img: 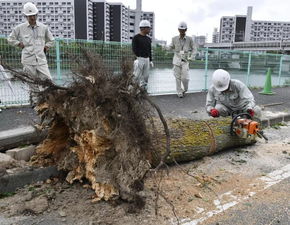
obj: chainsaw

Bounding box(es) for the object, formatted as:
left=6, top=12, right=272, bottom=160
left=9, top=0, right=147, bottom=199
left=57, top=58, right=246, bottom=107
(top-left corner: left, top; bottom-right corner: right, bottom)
left=230, top=112, right=268, bottom=141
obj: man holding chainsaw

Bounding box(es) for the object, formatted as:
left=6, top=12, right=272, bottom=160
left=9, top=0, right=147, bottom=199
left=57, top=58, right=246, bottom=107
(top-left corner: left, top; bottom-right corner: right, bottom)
left=206, top=69, right=261, bottom=119
left=170, top=22, right=197, bottom=98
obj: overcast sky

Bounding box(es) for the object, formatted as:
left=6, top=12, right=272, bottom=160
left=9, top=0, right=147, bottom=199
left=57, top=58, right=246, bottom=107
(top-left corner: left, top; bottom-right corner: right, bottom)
left=107, top=0, right=290, bottom=43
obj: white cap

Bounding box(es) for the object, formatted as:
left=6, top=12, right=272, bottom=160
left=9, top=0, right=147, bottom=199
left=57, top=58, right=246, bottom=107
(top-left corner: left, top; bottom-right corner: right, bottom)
left=23, top=2, right=38, bottom=16
left=212, top=69, right=231, bottom=92
left=139, top=20, right=151, bottom=28
left=178, top=21, right=187, bottom=30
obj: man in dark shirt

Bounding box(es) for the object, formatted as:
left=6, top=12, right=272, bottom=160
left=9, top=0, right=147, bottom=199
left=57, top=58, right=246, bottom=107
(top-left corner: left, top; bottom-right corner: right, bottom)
left=132, top=20, right=153, bottom=91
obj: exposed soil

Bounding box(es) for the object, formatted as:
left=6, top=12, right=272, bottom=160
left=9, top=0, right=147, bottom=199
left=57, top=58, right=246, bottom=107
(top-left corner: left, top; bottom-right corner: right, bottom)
left=1, top=126, right=290, bottom=225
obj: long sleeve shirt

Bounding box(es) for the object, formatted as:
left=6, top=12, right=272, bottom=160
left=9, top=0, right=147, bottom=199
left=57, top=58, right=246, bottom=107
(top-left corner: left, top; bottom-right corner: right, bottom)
left=132, top=34, right=152, bottom=61
left=170, top=35, right=197, bottom=66
left=206, top=79, right=256, bottom=113
left=7, top=21, right=54, bottom=66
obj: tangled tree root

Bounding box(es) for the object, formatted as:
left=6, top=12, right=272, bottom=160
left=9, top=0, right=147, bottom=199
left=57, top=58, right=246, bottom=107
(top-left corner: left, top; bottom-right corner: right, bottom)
left=9, top=51, right=164, bottom=204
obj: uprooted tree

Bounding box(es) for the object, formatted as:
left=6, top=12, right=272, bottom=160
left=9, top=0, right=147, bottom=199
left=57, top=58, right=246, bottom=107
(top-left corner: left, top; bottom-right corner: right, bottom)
left=8, top=51, right=167, bottom=204
left=7, top=51, right=256, bottom=206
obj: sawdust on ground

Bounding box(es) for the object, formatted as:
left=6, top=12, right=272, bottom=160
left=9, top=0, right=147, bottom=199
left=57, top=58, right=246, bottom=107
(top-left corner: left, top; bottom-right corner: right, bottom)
left=0, top=139, right=289, bottom=225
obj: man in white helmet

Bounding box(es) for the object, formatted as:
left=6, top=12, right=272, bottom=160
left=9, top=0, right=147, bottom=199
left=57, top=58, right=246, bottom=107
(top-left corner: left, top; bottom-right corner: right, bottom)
left=206, top=69, right=261, bottom=118
left=7, top=2, right=54, bottom=104
left=132, top=20, right=153, bottom=91
left=170, top=21, right=197, bottom=98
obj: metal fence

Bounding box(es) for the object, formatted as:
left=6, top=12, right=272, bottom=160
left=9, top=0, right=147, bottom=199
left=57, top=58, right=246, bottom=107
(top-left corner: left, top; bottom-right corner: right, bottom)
left=1, top=36, right=290, bottom=106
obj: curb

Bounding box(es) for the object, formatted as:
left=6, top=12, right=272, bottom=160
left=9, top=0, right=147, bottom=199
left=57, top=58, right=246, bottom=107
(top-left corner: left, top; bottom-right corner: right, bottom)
left=0, top=126, right=46, bottom=152
left=0, top=166, right=61, bottom=193
left=261, top=113, right=290, bottom=128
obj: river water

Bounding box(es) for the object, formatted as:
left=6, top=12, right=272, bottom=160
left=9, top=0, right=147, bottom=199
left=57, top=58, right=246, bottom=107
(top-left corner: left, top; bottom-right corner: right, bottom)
left=1, top=68, right=290, bottom=105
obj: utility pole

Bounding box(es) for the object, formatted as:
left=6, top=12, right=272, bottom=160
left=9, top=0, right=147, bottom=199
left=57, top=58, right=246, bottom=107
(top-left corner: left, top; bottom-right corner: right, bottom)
left=134, top=0, right=142, bottom=34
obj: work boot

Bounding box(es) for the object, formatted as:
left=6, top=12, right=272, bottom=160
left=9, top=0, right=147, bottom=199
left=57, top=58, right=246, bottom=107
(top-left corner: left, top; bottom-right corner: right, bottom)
left=182, top=90, right=187, bottom=97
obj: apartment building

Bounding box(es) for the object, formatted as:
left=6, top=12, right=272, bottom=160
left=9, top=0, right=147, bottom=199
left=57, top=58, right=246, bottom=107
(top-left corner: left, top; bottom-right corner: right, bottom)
left=109, top=3, right=129, bottom=42
left=129, top=9, right=155, bottom=41
left=193, top=35, right=206, bottom=47
left=0, top=0, right=77, bottom=39
left=75, top=0, right=93, bottom=40
left=212, top=27, right=220, bottom=43
left=92, top=0, right=110, bottom=41
left=0, top=0, right=97, bottom=39
left=0, top=0, right=155, bottom=42
left=219, top=6, right=290, bottom=43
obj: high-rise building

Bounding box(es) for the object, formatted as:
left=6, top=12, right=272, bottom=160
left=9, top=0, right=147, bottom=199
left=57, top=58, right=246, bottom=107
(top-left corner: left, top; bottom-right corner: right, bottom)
left=91, top=0, right=155, bottom=42
left=0, top=0, right=77, bottom=39
left=0, top=0, right=155, bottom=43
left=109, top=3, right=129, bottom=42
left=92, top=0, right=110, bottom=41
left=75, top=0, right=94, bottom=40
left=129, top=0, right=155, bottom=41
left=212, top=28, right=220, bottom=43
left=219, top=6, right=290, bottom=43
left=192, top=35, right=206, bottom=47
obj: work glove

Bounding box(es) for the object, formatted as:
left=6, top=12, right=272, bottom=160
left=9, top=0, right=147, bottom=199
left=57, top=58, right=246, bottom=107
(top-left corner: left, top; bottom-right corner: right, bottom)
left=85, top=76, right=95, bottom=84
left=187, top=55, right=195, bottom=61
left=247, top=109, right=255, bottom=117
left=150, top=61, right=154, bottom=68
left=210, top=108, right=219, bottom=117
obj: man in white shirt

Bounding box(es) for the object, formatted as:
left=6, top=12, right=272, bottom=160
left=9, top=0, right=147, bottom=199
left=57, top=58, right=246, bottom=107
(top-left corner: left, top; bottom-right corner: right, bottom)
left=170, top=22, right=197, bottom=98
left=7, top=2, right=54, bottom=104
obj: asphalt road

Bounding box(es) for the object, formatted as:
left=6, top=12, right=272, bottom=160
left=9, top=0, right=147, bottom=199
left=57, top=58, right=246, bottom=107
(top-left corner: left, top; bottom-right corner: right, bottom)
left=181, top=124, right=290, bottom=225
left=204, top=178, right=290, bottom=225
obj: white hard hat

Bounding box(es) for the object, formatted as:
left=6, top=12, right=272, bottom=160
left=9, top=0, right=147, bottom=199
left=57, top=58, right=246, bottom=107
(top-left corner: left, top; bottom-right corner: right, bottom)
left=178, top=21, right=187, bottom=30
left=212, top=69, right=231, bottom=92
left=23, top=2, right=38, bottom=16
left=139, top=20, right=151, bottom=28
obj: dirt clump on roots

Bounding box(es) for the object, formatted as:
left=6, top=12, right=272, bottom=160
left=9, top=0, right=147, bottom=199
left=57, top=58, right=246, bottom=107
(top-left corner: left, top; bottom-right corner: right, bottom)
left=9, top=51, right=163, bottom=207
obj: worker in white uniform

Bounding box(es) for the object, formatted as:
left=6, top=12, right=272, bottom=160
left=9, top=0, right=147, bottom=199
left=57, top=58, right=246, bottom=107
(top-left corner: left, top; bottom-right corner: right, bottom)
left=170, top=22, right=197, bottom=98
left=206, top=69, right=261, bottom=119
left=7, top=2, right=54, bottom=104
left=132, top=20, right=153, bottom=91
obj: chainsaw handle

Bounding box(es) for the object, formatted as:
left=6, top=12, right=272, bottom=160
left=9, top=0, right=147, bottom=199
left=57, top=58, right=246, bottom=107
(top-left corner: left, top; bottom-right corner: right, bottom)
left=230, top=112, right=252, bottom=136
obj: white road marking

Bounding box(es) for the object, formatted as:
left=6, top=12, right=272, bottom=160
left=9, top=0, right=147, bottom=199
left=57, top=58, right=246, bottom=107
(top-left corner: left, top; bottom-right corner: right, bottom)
left=179, top=164, right=290, bottom=225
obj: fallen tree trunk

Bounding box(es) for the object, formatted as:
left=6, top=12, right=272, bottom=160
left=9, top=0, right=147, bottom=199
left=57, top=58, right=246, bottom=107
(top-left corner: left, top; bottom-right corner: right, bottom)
left=7, top=51, right=256, bottom=205
left=154, top=118, right=256, bottom=165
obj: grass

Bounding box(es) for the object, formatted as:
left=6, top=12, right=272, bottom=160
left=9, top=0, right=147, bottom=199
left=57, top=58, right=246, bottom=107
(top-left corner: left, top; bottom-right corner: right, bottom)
left=0, top=192, right=15, bottom=199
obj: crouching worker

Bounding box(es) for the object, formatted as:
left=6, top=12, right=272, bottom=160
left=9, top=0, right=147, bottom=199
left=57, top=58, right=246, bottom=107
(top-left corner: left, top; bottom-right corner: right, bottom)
left=206, top=69, right=261, bottom=119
